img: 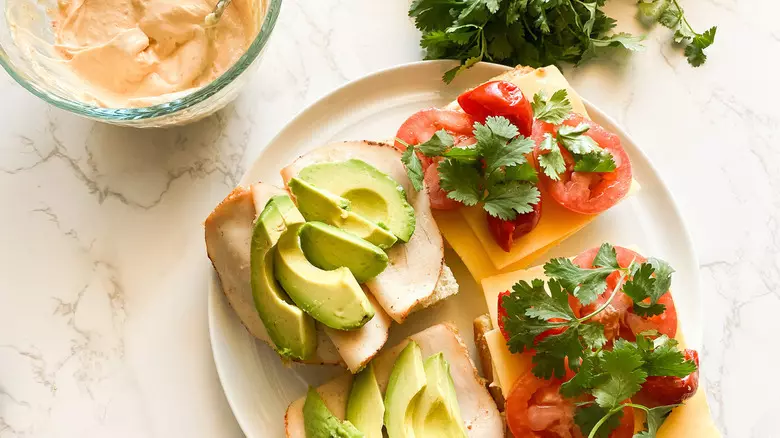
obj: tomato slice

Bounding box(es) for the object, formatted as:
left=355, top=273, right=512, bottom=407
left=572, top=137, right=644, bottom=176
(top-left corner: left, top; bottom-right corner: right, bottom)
left=457, top=81, right=534, bottom=137
left=532, top=115, right=633, bottom=215
left=393, top=108, right=475, bottom=167
left=486, top=199, right=543, bottom=252
left=505, top=373, right=634, bottom=438
left=639, top=349, right=700, bottom=407
left=571, top=246, right=678, bottom=341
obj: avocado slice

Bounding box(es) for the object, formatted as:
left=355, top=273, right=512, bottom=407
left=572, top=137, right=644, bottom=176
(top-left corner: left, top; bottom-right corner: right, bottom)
left=298, top=159, right=416, bottom=242
left=303, top=387, right=364, bottom=438
left=384, top=341, right=427, bottom=438
left=413, top=353, right=468, bottom=438
left=288, top=177, right=398, bottom=249
left=250, top=195, right=316, bottom=361
left=274, top=222, right=375, bottom=330
left=346, top=363, right=384, bottom=438
left=300, top=222, right=388, bottom=283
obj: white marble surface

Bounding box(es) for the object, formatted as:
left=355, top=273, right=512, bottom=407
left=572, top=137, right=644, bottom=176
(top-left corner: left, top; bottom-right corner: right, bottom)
left=0, top=0, right=777, bottom=436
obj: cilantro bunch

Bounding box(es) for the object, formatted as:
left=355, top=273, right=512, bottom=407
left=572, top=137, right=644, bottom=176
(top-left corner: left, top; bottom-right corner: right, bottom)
left=409, top=0, right=716, bottom=83
left=531, top=90, right=616, bottom=180
left=400, top=116, right=540, bottom=221
left=501, top=243, right=696, bottom=437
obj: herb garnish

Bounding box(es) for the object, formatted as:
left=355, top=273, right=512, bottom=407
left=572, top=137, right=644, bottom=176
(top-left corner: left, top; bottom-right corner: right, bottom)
left=400, top=116, right=540, bottom=221
left=409, top=0, right=716, bottom=83
left=500, top=243, right=696, bottom=437
left=531, top=90, right=616, bottom=180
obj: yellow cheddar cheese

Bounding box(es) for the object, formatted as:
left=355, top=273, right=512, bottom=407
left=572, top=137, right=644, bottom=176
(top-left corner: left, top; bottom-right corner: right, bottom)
left=480, top=261, right=720, bottom=437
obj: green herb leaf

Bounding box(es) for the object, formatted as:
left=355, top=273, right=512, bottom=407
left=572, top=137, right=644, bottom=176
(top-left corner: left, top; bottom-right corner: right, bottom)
left=622, top=259, right=674, bottom=317
left=417, top=129, right=455, bottom=156
left=573, top=151, right=617, bottom=172
left=483, top=181, right=540, bottom=219
left=634, top=405, right=676, bottom=438
left=593, top=340, right=647, bottom=409
left=401, top=146, right=424, bottom=192
left=557, top=123, right=602, bottom=154
left=532, top=90, right=573, bottom=124
left=543, top=257, right=614, bottom=305
left=575, top=404, right=625, bottom=438
left=438, top=159, right=483, bottom=206
left=537, top=133, right=567, bottom=180
left=637, top=334, right=698, bottom=377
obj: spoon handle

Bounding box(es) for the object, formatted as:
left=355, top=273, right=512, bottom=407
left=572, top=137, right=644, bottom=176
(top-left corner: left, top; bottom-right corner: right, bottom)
left=205, top=0, right=233, bottom=27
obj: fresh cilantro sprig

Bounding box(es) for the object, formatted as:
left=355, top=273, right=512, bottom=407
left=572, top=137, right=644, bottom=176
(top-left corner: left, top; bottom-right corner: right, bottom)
left=502, top=243, right=676, bottom=376
left=400, top=116, right=540, bottom=221
left=500, top=243, right=694, bottom=437
left=531, top=91, right=617, bottom=180
left=638, top=0, right=717, bottom=67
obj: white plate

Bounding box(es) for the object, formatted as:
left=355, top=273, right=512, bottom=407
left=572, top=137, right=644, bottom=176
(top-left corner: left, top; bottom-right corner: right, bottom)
left=208, top=61, right=701, bottom=437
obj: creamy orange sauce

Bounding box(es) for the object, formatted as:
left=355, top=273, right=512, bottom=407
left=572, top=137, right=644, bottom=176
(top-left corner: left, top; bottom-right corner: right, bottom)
left=52, top=0, right=257, bottom=107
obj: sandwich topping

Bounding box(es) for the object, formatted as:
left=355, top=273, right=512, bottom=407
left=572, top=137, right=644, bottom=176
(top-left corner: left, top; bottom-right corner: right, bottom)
left=497, top=243, right=699, bottom=438
left=397, top=81, right=632, bottom=252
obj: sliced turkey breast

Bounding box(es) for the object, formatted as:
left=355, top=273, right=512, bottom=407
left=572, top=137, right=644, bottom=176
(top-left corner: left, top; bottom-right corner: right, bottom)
left=285, top=323, right=504, bottom=438
left=280, top=141, right=452, bottom=323
left=324, top=289, right=392, bottom=373
left=205, top=185, right=341, bottom=365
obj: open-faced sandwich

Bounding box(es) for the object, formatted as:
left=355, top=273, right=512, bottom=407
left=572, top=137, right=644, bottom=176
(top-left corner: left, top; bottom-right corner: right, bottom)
left=474, top=243, right=720, bottom=437
left=394, top=65, right=638, bottom=282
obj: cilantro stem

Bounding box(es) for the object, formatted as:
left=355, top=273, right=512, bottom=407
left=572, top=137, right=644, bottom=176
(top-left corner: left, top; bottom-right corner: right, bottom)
left=576, top=271, right=628, bottom=324
left=671, top=0, right=697, bottom=36
left=587, top=406, right=622, bottom=438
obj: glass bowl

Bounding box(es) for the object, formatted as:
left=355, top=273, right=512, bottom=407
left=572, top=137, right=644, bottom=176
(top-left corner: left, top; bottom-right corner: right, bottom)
left=0, top=0, right=281, bottom=127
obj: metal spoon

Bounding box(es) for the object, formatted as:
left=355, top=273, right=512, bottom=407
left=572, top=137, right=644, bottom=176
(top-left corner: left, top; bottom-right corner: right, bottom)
left=205, top=0, right=233, bottom=27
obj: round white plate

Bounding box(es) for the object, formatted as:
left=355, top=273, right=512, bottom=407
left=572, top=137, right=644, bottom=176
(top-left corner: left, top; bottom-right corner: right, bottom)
left=208, top=61, right=701, bottom=437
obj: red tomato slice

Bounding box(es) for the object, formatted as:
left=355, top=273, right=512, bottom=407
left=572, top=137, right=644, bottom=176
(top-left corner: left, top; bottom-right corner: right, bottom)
left=532, top=115, right=633, bottom=215
left=486, top=199, right=543, bottom=252
left=639, top=349, right=700, bottom=407
left=505, top=373, right=634, bottom=438
left=457, top=81, right=534, bottom=137
left=394, top=108, right=475, bottom=169
left=571, top=246, right=678, bottom=341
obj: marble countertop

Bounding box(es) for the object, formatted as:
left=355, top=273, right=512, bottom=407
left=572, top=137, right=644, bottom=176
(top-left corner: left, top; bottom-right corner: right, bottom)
left=1, top=0, right=777, bottom=436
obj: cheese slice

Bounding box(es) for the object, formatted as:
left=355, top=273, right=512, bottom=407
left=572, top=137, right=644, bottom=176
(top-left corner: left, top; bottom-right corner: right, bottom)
left=480, top=261, right=720, bottom=437
left=436, top=65, right=639, bottom=281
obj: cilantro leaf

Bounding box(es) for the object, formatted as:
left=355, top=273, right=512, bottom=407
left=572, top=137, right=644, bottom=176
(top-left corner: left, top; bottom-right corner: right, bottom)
left=638, top=0, right=670, bottom=21
left=634, top=405, right=676, bottom=438
left=573, top=151, right=617, bottom=173
left=524, top=279, right=576, bottom=322
left=543, top=258, right=614, bottom=305
left=532, top=90, right=573, bottom=124
left=560, top=354, right=600, bottom=397
left=483, top=181, right=540, bottom=219
left=538, top=133, right=567, bottom=180
left=417, top=129, right=454, bottom=156
left=438, top=159, right=482, bottom=206
left=557, top=123, right=602, bottom=154
left=485, top=116, right=520, bottom=140
left=502, top=279, right=563, bottom=350
left=400, top=146, right=424, bottom=192
left=592, top=33, right=646, bottom=51
left=575, top=404, right=625, bottom=438
left=638, top=334, right=698, bottom=377
left=622, top=258, right=674, bottom=317
left=501, top=161, right=538, bottom=183
left=533, top=326, right=583, bottom=379
left=580, top=322, right=608, bottom=350
left=443, top=146, right=479, bottom=160
left=593, top=340, right=647, bottom=409
left=408, top=0, right=461, bottom=32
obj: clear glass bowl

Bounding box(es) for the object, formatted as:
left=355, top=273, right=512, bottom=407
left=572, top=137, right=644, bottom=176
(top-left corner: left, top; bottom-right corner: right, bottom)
left=0, top=0, right=281, bottom=127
